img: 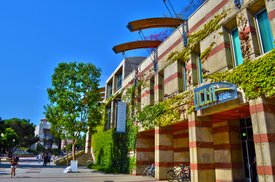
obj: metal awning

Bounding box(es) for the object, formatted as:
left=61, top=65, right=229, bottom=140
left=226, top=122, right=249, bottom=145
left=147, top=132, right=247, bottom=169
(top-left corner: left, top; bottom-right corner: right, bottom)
left=112, top=40, right=162, bottom=53
left=127, top=17, right=184, bottom=32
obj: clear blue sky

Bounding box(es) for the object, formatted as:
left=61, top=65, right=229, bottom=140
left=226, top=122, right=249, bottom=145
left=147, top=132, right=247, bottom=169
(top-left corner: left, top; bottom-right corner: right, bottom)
left=0, top=0, right=188, bottom=125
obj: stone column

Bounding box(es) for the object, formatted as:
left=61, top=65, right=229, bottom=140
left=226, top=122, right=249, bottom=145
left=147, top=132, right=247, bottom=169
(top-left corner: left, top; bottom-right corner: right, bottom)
left=249, top=97, right=275, bottom=181
left=135, top=132, right=154, bottom=175
left=266, top=0, right=275, bottom=39
left=154, top=71, right=164, bottom=103
left=155, top=126, right=174, bottom=180
left=173, top=124, right=189, bottom=166
left=188, top=112, right=215, bottom=182
left=212, top=120, right=244, bottom=181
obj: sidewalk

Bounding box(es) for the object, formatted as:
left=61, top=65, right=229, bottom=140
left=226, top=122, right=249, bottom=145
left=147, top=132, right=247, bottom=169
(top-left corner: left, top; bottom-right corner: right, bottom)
left=0, top=157, right=164, bottom=182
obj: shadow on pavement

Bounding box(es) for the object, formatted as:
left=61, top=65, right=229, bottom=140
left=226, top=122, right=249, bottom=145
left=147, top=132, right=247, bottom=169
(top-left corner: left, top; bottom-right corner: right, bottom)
left=1, top=162, right=66, bottom=169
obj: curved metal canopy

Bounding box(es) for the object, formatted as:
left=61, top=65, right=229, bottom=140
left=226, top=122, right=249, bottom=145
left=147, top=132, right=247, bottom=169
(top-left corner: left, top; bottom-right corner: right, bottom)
left=113, top=40, right=162, bottom=54
left=127, top=17, right=184, bottom=32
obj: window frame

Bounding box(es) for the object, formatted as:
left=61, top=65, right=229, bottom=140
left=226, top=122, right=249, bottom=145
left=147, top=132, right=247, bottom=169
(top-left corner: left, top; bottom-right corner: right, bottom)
left=255, top=8, right=275, bottom=54
left=230, top=27, right=243, bottom=67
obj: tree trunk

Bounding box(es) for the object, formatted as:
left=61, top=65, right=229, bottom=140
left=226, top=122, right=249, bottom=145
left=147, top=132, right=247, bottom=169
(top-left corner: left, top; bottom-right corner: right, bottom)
left=72, top=139, right=76, bottom=161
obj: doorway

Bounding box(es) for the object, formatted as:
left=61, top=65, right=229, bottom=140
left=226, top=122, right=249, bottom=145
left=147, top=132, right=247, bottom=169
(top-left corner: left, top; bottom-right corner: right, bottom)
left=240, top=118, right=258, bottom=182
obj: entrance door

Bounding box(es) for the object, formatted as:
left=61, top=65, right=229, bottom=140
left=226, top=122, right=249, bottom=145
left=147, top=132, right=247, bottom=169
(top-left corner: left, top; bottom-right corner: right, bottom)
left=240, top=118, right=258, bottom=182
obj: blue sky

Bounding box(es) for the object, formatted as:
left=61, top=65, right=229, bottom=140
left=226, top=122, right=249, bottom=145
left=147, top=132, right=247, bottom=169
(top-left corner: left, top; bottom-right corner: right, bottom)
left=0, top=0, right=188, bottom=125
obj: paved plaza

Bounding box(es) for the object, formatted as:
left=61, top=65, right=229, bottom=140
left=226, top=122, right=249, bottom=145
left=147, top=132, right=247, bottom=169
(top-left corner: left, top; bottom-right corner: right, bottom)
left=0, top=157, right=159, bottom=182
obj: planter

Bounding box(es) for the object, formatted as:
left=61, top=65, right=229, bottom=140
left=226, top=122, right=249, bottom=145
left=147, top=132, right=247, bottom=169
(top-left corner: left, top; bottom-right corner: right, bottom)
left=70, top=160, right=78, bottom=172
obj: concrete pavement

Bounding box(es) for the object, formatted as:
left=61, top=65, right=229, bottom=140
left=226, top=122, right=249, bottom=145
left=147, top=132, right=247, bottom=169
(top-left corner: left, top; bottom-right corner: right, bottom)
left=0, top=157, right=160, bottom=182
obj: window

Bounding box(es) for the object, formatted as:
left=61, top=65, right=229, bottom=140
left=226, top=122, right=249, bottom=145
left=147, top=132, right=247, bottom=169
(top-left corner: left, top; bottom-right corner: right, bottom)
left=116, top=73, right=122, bottom=90
left=182, top=64, right=187, bottom=91
left=231, top=28, right=243, bottom=66
left=107, top=83, right=112, bottom=98
left=150, top=77, right=155, bottom=105
left=106, top=108, right=111, bottom=130
left=197, top=55, right=203, bottom=84
left=256, top=9, right=274, bottom=53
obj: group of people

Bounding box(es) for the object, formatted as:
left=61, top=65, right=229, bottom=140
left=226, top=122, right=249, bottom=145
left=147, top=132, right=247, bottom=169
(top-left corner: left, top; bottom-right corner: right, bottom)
left=37, top=153, right=52, bottom=166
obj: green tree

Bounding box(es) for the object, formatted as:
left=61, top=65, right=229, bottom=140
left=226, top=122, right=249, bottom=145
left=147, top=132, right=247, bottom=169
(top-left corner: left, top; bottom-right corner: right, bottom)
left=44, top=62, right=102, bottom=160
left=1, top=128, right=19, bottom=157
left=4, top=118, right=38, bottom=149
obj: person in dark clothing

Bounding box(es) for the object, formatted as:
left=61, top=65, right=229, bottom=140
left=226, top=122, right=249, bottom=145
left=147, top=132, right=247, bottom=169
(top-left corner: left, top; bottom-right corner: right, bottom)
left=43, top=154, right=48, bottom=167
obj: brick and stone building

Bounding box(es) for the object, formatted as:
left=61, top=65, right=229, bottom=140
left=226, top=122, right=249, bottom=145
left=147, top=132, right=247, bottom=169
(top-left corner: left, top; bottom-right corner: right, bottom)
left=104, top=0, right=275, bottom=181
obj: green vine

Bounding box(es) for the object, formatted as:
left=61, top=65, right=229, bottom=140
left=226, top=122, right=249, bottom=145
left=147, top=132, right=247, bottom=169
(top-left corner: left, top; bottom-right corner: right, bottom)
left=206, top=49, right=275, bottom=99
left=165, top=9, right=230, bottom=67
left=200, top=42, right=216, bottom=63
left=105, top=89, right=124, bottom=106
left=136, top=91, right=193, bottom=130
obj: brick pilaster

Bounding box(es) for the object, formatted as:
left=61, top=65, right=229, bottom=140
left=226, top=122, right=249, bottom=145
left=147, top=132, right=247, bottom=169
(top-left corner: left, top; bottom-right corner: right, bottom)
left=188, top=113, right=215, bottom=182
left=135, top=132, right=155, bottom=175
left=212, top=120, right=244, bottom=181
left=155, top=126, right=174, bottom=180
left=249, top=97, right=275, bottom=181
left=266, top=0, right=275, bottom=40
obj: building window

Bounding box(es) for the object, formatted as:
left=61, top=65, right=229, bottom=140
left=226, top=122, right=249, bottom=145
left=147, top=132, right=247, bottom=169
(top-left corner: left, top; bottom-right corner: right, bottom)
left=183, top=64, right=187, bottom=91
left=107, top=83, right=112, bottom=98
left=158, top=70, right=164, bottom=102
left=231, top=28, right=243, bottom=66
left=150, top=76, right=155, bottom=105
left=197, top=55, right=203, bottom=84
left=116, top=73, right=122, bottom=90
left=106, top=108, right=111, bottom=130
left=256, top=9, right=274, bottom=53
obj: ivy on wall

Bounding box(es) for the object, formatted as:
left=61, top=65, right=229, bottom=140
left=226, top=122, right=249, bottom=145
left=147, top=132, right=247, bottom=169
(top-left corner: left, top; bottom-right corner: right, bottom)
left=90, top=6, right=275, bottom=174
left=165, top=10, right=230, bottom=67
left=136, top=91, right=192, bottom=130
left=206, top=49, right=275, bottom=99
left=90, top=88, right=139, bottom=173
left=91, top=122, right=137, bottom=173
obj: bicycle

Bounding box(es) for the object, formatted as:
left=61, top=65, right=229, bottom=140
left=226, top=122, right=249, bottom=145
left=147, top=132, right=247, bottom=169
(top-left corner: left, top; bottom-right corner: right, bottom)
left=142, top=163, right=155, bottom=177
left=166, top=164, right=190, bottom=182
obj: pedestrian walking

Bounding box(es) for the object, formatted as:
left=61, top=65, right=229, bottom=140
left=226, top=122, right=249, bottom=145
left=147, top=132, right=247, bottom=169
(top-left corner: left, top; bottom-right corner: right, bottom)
left=48, top=153, right=51, bottom=166
left=10, top=156, right=18, bottom=178
left=43, top=154, right=48, bottom=167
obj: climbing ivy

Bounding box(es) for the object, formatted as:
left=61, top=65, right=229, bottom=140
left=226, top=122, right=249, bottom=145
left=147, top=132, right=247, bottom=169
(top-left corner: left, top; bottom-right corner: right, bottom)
left=206, top=49, right=275, bottom=99
left=91, top=82, right=139, bottom=174
left=91, top=118, right=137, bottom=173
left=165, top=10, right=230, bottom=67
left=136, top=91, right=192, bottom=130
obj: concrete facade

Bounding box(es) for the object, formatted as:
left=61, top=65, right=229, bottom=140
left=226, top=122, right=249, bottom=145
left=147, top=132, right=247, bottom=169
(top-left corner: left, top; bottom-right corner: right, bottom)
left=34, top=119, right=58, bottom=150
left=104, top=0, right=275, bottom=181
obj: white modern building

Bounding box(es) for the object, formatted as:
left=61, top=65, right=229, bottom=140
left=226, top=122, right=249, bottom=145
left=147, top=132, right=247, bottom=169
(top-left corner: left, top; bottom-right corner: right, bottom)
left=34, top=119, right=58, bottom=150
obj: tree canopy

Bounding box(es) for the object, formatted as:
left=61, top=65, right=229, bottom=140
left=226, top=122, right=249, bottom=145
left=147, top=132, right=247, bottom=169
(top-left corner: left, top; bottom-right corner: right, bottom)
left=44, top=62, right=102, bottom=160
left=0, top=118, right=37, bottom=156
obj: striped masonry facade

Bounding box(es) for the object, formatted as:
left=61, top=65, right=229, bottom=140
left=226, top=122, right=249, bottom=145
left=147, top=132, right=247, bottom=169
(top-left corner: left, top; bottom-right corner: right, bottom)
left=249, top=97, right=275, bottom=181
left=188, top=113, right=215, bottom=182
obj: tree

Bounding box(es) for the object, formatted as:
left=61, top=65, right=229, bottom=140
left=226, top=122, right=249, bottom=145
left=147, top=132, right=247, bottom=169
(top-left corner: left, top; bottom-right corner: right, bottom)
left=44, top=62, right=102, bottom=160
left=1, top=128, right=19, bottom=157
left=4, top=118, right=39, bottom=149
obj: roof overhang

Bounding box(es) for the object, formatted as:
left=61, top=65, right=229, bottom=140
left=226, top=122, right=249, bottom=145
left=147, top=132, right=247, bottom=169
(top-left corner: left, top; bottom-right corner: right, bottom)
left=127, top=17, right=184, bottom=32
left=112, top=40, right=162, bottom=54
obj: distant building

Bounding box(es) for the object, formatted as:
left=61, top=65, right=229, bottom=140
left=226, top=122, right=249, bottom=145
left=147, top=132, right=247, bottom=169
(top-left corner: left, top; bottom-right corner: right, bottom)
left=34, top=119, right=58, bottom=150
